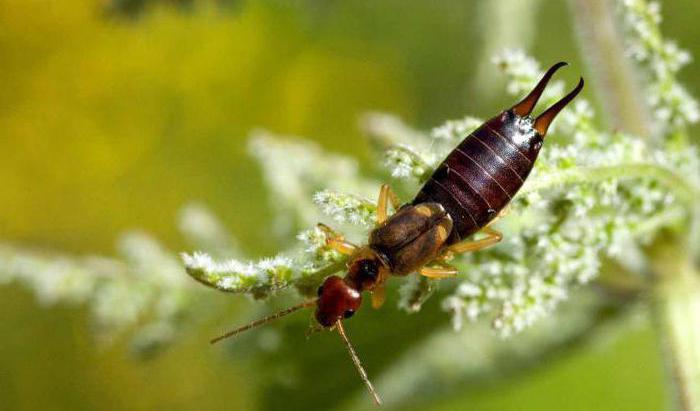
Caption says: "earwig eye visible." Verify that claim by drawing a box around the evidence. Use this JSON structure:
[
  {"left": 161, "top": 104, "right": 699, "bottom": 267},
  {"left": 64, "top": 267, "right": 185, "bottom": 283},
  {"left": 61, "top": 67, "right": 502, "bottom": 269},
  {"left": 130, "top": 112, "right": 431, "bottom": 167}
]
[
  {"left": 317, "top": 285, "right": 324, "bottom": 296},
  {"left": 343, "top": 309, "right": 356, "bottom": 319}
]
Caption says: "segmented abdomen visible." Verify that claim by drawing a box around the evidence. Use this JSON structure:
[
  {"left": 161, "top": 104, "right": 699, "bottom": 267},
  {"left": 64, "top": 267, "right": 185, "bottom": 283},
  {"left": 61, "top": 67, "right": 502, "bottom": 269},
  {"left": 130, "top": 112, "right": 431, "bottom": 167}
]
[{"left": 412, "top": 119, "right": 536, "bottom": 244}]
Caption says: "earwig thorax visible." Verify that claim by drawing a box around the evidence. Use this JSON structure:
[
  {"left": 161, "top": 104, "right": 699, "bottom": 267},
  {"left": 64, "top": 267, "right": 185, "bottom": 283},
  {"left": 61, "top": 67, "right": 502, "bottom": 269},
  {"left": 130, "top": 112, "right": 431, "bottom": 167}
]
[{"left": 345, "top": 247, "right": 391, "bottom": 291}]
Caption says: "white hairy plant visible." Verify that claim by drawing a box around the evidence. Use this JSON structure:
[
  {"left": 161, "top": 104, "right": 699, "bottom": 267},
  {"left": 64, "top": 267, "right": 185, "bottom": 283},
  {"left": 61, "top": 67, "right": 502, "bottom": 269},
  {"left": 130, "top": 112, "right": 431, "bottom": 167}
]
[
  {"left": 1, "top": 0, "right": 698, "bottom": 409},
  {"left": 182, "top": 1, "right": 700, "bottom": 407},
  {"left": 185, "top": 37, "right": 698, "bottom": 338}
]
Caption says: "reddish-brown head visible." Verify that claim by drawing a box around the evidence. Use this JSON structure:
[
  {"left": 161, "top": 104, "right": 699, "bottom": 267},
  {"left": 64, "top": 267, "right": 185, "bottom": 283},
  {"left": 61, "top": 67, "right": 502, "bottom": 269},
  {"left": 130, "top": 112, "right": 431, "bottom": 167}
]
[{"left": 315, "top": 276, "right": 363, "bottom": 327}]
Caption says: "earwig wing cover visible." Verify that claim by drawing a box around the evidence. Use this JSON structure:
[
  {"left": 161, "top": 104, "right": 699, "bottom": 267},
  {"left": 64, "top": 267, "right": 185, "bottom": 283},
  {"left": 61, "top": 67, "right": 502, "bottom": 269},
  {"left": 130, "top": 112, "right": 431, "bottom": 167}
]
[{"left": 369, "top": 203, "right": 446, "bottom": 252}]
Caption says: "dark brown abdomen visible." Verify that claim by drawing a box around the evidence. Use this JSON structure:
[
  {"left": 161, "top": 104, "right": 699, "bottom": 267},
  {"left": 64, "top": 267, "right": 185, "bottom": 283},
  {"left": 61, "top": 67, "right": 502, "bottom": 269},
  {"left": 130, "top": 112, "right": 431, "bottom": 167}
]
[{"left": 412, "top": 115, "right": 539, "bottom": 244}]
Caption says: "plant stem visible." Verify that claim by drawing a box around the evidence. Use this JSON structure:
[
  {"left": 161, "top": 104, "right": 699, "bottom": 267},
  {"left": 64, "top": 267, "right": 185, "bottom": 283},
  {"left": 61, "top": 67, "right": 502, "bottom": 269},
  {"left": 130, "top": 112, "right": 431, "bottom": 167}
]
[
  {"left": 567, "top": 2, "right": 700, "bottom": 409},
  {"left": 568, "top": 0, "right": 652, "bottom": 138},
  {"left": 294, "top": 260, "right": 347, "bottom": 296},
  {"left": 653, "top": 250, "right": 700, "bottom": 411},
  {"left": 523, "top": 163, "right": 699, "bottom": 207}
]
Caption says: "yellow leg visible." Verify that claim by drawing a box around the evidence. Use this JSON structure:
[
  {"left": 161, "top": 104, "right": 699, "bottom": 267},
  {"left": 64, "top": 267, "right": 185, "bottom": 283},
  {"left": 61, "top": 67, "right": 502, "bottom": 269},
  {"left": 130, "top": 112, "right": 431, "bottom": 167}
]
[
  {"left": 328, "top": 238, "right": 357, "bottom": 256},
  {"left": 447, "top": 227, "right": 503, "bottom": 254},
  {"left": 305, "top": 323, "right": 325, "bottom": 339},
  {"left": 317, "top": 223, "right": 357, "bottom": 256},
  {"left": 419, "top": 263, "right": 458, "bottom": 279},
  {"left": 498, "top": 204, "right": 511, "bottom": 219},
  {"left": 371, "top": 283, "right": 386, "bottom": 309},
  {"left": 376, "top": 184, "right": 401, "bottom": 225}
]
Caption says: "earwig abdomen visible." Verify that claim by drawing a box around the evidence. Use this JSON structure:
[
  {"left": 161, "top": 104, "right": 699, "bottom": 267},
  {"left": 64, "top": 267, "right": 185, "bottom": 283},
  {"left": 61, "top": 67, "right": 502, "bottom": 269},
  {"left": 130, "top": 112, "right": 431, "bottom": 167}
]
[
  {"left": 410, "top": 62, "right": 584, "bottom": 245},
  {"left": 413, "top": 111, "right": 542, "bottom": 244}
]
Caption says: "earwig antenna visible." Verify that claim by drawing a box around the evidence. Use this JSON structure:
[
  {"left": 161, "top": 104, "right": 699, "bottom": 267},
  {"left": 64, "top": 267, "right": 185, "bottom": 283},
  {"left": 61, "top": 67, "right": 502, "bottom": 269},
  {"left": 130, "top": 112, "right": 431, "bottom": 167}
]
[
  {"left": 210, "top": 300, "right": 316, "bottom": 344},
  {"left": 336, "top": 320, "right": 383, "bottom": 406}
]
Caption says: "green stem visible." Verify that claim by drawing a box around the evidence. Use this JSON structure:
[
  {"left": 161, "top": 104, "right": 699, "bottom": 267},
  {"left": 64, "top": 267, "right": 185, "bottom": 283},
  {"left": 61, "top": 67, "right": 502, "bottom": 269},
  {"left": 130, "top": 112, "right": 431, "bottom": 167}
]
[
  {"left": 473, "top": 0, "right": 542, "bottom": 98},
  {"left": 654, "top": 256, "right": 700, "bottom": 411},
  {"left": 568, "top": 0, "right": 652, "bottom": 138},
  {"left": 635, "top": 207, "right": 687, "bottom": 237},
  {"left": 567, "top": 4, "right": 699, "bottom": 410},
  {"left": 294, "top": 260, "right": 347, "bottom": 296}
]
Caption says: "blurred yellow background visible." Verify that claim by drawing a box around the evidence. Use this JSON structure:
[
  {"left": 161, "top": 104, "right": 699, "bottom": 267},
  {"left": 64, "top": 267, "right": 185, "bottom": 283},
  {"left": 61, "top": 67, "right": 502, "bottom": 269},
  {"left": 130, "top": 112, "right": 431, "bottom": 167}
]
[{"left": 1, "top": 0, "right": 699, "bottom": 410}]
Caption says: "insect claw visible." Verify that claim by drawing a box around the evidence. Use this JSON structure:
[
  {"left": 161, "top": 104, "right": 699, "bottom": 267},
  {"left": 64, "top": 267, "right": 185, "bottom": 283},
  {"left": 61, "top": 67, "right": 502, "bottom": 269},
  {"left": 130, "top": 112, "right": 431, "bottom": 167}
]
[
  {"left": 534, "top": 77, "right": 585, "bottom": 136},
  {"left": 305, "top": 323, "right": 325, "bottom": 339},
  {"left": 511, "top": 61, "right": 568, "bottom": 117}
]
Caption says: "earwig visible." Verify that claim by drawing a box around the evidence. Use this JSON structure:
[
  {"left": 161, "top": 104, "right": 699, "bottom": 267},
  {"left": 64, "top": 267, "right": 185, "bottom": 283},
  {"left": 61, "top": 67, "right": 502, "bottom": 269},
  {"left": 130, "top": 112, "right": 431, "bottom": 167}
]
[{"left": 209, "top": 62, "right": 584, "bottom": 406}]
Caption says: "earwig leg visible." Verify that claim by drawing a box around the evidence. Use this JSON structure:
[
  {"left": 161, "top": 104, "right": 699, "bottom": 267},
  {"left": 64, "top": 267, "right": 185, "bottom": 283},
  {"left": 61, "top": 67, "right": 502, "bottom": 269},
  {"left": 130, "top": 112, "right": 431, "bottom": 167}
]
[
  {"left": 305, "top": 323, "right": 325, "bottom": 339},
  {"left": 481, "top": 205, "right": 510, "bottom": 231},
  {"left": 317, "top": 223, "right": 357, "bottom": 255},
  {"left": 328, "top": 238, "right": 357, "bottom": 255},
  {"left": 447, "top": 227, "right": 503, "bottom": 254},
  {"left": 371, "top": 283, "right": 386, "bottom": 309},
  {"left": 496, "top": 204, "right": 511, "bottom": 219},
  {"left": 436, "top": 252, "right": 454, "bottom": 262},
  {"left": 420, "top": 263, "right": 459, "bottom": 279},
  {"left": 376, "top": 184, "right": 400, "bottom": 225},
  {"left": 317, "top": 222, "right": 341, "bottom": 237},
  {"left": 388, "top": 187, "right": 401, "bottom": 210}
]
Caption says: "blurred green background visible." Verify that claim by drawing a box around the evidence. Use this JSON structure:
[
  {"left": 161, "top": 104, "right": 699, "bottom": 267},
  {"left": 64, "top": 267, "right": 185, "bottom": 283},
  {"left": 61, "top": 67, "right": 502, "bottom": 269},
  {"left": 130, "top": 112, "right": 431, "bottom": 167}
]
[{"left": 1, "top": 0, "right": 699, "bottom": 410}]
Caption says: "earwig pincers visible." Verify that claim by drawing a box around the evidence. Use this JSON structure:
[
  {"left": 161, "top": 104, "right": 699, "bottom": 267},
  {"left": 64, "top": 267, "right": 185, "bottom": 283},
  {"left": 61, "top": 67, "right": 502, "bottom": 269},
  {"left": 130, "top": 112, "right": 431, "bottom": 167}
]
[{"left": 209, "top": 63, "right": 584, "bottom": 406}]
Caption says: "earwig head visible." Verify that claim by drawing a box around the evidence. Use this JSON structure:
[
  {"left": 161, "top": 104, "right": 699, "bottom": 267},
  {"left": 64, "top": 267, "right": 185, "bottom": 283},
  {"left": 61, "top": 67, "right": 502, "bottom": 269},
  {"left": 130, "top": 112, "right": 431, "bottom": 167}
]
[
  {"left": 311, "top": 272, "right": 384, "bottom": 405},
  {"left": 209, "top": 283, "right": 381, "bottom": 405},
  {"left": 208, "top": 267, "right": 381, "bottom": 404},
  {"left": 509, "top": 62, "right": 584, "bottom": 138},
  {"left": 315, "top": 275, "right": 363, "bottom": 327}
]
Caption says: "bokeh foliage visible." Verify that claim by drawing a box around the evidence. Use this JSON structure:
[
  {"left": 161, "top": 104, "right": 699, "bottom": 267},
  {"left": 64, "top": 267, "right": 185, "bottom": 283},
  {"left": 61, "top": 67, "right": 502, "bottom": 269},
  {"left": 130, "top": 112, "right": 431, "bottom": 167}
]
[{"left": 1, "top": 1, "right": 699, "bottom": 410}]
